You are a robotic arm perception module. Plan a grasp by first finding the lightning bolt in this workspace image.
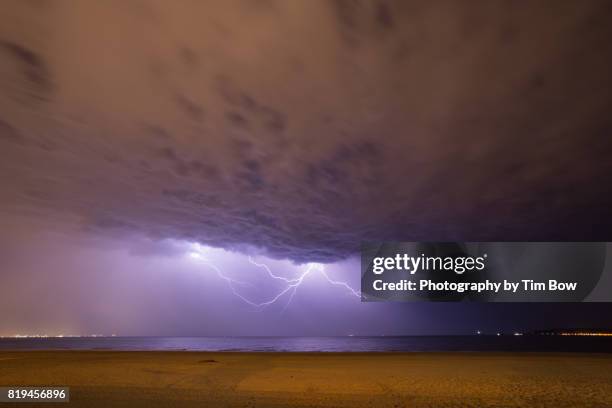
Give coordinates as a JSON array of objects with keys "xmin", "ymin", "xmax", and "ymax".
[
  {"xmin": 317, "ymin": 266, "xmax": 362, "ymax": 298},
  {"xmin": 187, "ymin": 244, "xmax": 360, "ymax": 310},
  {"xmin": 188, "ymin": 249, "xmax": 261, "ymax": 307}
]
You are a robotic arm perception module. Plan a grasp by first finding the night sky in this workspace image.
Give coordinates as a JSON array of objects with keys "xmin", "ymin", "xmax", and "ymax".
[{"xmin": 1, "ymin": 1, "xmax": 612, "ymax": 336}]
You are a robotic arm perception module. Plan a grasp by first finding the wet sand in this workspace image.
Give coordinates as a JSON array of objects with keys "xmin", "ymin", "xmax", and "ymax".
[{"xmin": 1, "ymin": 351, "xmax": 611, "ymax": 407}]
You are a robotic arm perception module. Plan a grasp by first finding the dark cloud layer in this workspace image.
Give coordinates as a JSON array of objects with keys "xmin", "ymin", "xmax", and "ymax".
[{"xmin": 1, "ymin": 0, "xmax": 612, "ymax": 262}]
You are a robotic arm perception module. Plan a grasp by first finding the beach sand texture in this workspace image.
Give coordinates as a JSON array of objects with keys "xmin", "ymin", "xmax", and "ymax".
[{"xmin": 1, "ymin": 351, "xmax": 611, "ymax": 407}]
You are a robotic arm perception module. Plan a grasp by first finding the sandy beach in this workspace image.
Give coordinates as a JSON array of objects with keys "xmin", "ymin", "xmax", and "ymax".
[{"xmin": 0, "ymin": 351, "xmax": 611, "ymax": 407}]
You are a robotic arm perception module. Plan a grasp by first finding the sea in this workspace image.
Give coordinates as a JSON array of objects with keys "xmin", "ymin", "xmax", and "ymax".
[{"xmin": 0, "ymin": 336, "xmax": 611, "ymax": 353}]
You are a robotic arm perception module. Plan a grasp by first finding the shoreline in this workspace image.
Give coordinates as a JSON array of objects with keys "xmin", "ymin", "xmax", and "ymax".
[{"xmin": 2, "ymin": 349, "xmax": 612, "ymax": 354}]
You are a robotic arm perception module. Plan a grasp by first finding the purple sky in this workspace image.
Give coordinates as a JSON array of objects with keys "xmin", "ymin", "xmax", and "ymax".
[
  {"xmin": 1, "ymin": 1, "xmax": 612, "ymax": 336},
  {"xmin": 2, "ymin": 216, "xmax": 611, "ymax": 336}
]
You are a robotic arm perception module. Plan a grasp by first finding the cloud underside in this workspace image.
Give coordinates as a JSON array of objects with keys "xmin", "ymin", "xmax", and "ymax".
[{"xmin": 1, "ymin": 1, "xmax": 611, "ymax": 262}]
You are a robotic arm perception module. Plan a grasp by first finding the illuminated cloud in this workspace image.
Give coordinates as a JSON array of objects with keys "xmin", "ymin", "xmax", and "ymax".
[{"xmin": 0, "ymin": 1, "xmax": 611, "ymax": 263}]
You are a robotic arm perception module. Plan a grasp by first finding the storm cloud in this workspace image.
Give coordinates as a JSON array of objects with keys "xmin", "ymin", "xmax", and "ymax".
[{"xmin": 1, "ymin": 0, "xmax": 612, "ymax": 263}]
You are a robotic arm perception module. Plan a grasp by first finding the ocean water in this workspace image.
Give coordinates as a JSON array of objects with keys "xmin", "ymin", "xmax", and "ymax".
[{"xmin": 0, "ymin": 336, "xmax": 611, "ymax": 353}]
